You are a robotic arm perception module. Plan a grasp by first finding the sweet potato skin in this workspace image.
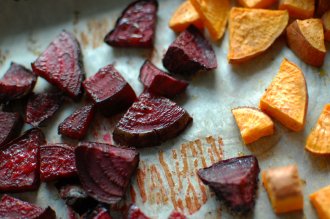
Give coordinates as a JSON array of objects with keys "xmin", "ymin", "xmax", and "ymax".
[
  {"xmin": 322, "ymin": 10, "xmax": 330, "ymax": 41},
  {"xmin": 286, "ymin": 19, "xmax": 326, "ymax": 67},
  {"xmin": 279, "ymin": 0, "xmax": 315, "ymax": 19}
]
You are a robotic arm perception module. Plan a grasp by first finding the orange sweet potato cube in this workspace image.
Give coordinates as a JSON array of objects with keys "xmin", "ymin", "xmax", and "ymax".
[
  {"xmin": 279, "ymin": 0, "xmax": 315, "ymax": 19},
  {"xmin": 310, "ymin": 185, "xmax": 330, "ymax": 219}
]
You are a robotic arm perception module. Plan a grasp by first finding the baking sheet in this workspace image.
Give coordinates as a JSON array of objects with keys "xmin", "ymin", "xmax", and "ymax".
[{"xmin": 1, "ymin": 0, "xmax": 330, "ymax": 218}]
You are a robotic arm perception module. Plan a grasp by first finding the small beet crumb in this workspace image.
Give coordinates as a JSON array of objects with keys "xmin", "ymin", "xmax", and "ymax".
[
  {"xmin": 127, "ymin": 204, "xmax": 150, "ymax": 219},
  {"xmin": 168, "ymin": 211, "xmax": 187, "ymax": 219},
  {"xmin": 58, "ymin": 104, "xmax": 95, "ymax": 139},
  {"xmin": 81, "ymin": 205, "xmax": 112, "ymax": 219}
]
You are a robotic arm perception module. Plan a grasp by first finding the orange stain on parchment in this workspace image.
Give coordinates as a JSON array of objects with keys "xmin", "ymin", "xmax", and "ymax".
[{"xmin": 135, "ymin": 136, "xmax": 223, "ymax": 215}]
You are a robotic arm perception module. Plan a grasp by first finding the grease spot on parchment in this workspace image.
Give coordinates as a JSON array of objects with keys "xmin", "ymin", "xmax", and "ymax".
[
  {"xmin": 87, "ymin": 18, "xmax": 110, "ymax": 48},
  {"xmin": 0, "ymin": 49, "xmax": 9, "ymax": 68}
]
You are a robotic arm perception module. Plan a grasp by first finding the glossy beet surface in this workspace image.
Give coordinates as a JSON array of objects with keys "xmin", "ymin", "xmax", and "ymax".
[
  {"xmin": 81, "ymin": 205, "xmax": 112, "ymax": 219},
  {"xmin": 0, "ymin": 62, "xmax": 37, "ymax": 102},
  {"xmin": 32, "ymin": 30, "xmax": 85, "ymax": 99},
  {"xmin": 59, "ymin": 184, "xmax": 98, "ymax": 215},
  {"xmin": 40, "ymin": 144, "xmax": 77, "ymax": 182},
  {"xmin": 25, "ymin": 92, "xmax": 62, "ymax": 127},
  {"xmin": 139, "ymin": 60, "xmax": 188, "ymax": 98},
  {"xmin": 58, "ymin": 104, "xmax": 95, "ymax": 139},
  {"xmin": 168, "ymin": 211, "xmax": 187, "ymax": 219},
  {"xmin": 0, "ymin": 128, "xmax": 45, "ymax": 192},
  {"xmin": 0, "ymin": 111, "xmax": 23, "ymax": 147},
  {"xmin": 0, "ymin": 195, "xmax": 56, "ymax": 219},
  {"xmin": 82, "ymin": 65, "xmax": 136, "ymax": 116},
  {"xmin": 75, "ymin": 142, "xmax": 139, "ymax": 204},
  {"xmin": 127, "ymin": 204, "xmax": 150, "ymax": 219},
  {"xmin": 163, "ymin": 26, "xmax": 217, "ymax": 75},
  {"xmin": 104, "ymin": 0, "xmax": 158, "ymax": 48},
  {"xmin": 113, "ymin": 92, "xmax": 192, "ymax": 147},
  {"xmin": 198, "ymin": 155, "xmax": 260, "ymax": 213}
]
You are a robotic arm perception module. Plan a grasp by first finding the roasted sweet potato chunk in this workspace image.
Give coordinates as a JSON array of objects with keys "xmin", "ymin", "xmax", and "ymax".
[
  {"xmin": 190, "ymin": 0, "xmax": 230, "ymax": 40},
  {"xmin": 59, "ymin": 104, "xmax": 95, "ymax": 139},
  {"xmin": 25, "ymin": 92, "xmax": 63, "ymax": 127},
  {"xmin": 40, "ymin": 144, "xmax": 77, "ymax": 182},
  {"xmin": 260, "ymin": 59, "xmax": 308, "ymax": 132},
  {"xmin": 75, "ymin": 142, "xmax": 139, "ymax": 204},
  {"xmin": 286, "ymin": 19, "xmax": 326, "ymax": 67},
  {"xmin": 198, "ymin": 155, "xmax": 260, "ymax": 213},
  {"xmin": 262, "ymin": 165, "xmax": 303, "ymax": 214},
  {"xmin": 279, "ymin": 0, "xmax": 314, "ymax": 19},
  {"xmin": 305, "ymin": 104, "xmax": 330, "ymax": 155},
  {"xmin": 0, "ymin": 128, "xmax": 45, "ymax": 192},
  {"xmin": 162, "ymin": 26, "xmax": 217, "ymax": 75},
  {"xmin": 0, "ymin": 195, "xmax": 56, "ymax": 219},
  {"xmin": 0, "ymin": 111, "xmax": 23, "ymax": 147},
  {"xmin": 0, "ymin": 62, "xmax": 37, "ymax": 102},
  {"xmin": 139, "ymin": 60, "xmax": 188, "ymax": 98},
  {"xmin": 169, "ymin": 1, "xmax": 203, "ymax": 32},
  {"xmin": 228, "ymin": 8, "xmax": 289, "ymax": 64},
  {"xmin": 32, "ymin": 30, "xmax": 85, "ymax": 99},
  {"xmin": 310, "ymin": 185, "xmax": 330, "ymax": 219},
  {"xmin": 104, "ymin": 0, "xmax": 158, "ymax": 48},
  {"xmin": 232, "ymin": 107, "xmax": 274, "ymax": 144},
  {"xmin": 238, "ymin": 0, "xmax": 277, "ymax": 8},
  {"xmin": 322, "ymin": 10, "xmax": 330, "ymax": 41},
  {"xmin": 83, "ymin": 64, "xmax": 136, "ymax": 117},
  {"xmin": 113, "ymin": 92, "xmax": 192, "ymax": 147}
]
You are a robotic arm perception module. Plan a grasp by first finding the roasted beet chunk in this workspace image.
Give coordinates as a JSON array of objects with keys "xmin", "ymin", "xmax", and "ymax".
[
  {"xmin": 0, "ymin": 194, "xmax": 56, "ymax": 219},
  {"xmin": 82, "ymin": 65, "xmax": 136, "ymax": 116},
  {"xmin": 139, "ymin": 60, "xmax": 188, "ymax": 98},
  {"xmin": 162, "ymin": 26, "xmax": 217, "ymax": 75},
  {"xmin": 59, "ymin": 104, "xmax": 95, "ymax": 139},
  {"xmin": 168, "ymin": 211, "xmax": 187, "ymax": 219},
  {"xmin": 25, "ymin": 92, "xmax": 62, "ymax": 127},
  {"xmin": 81, "ymin": 205, "xmax": 112, "ymax": 219},
  {"xmin": 0, "ymin": 62, "xmax": 37, "ymax": 102},
  {"xmin": 75, "ymin": 142, "xmax": 139, "ymax": 204},
  {"xmin": 32, "ymin": 30, "xmax": 85, "ymax": 99},
  {"xmin": 40, "ymin": 144, "xmax": 77, "ymax": 182},
  {"xmin": 127, "ymin": 204, "xmax": 150, "ymax": 219},
  {"xmin": 0, "ymin": 128, "xmax": 45, "ymax": 192},
  {"xmin": 104, "ymin": 0, "xmax": 158, "ymax": 48},
  {"xmin": 198, "ymin": 155, "xmax": 260, "ymax": 213},
  {"xmin": 0, "ymin": 111, "xmax": 23, "ymax": 147},
  {"xmin": 113, "ymin": 92, "xmax": 192, "ymax": 147}
]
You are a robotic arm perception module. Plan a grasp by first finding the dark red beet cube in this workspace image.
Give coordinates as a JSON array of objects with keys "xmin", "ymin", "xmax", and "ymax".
[
  {"xmin": 127, "ymin": 204, "xmax": 150, "ymax": 219},
  {"xmin": 113, "ymin": 92, "xmax": 192, "ymax": 147},
  {"xmin": 0, "ymin": 195, "xmax": 56, "ymax": 219},
  {"xmin": 32, "ymin": 30, "xmax": 85, "ymax": 99},
  {"xmin": 197, "ymin": 155, "xmax": 260, "ymax": 213},
  {"xmin": 58, "ymin": 104, "xmax": 95, "ymax": 139},
  {"xmin": 25, "ymin": 92, "xmax": 62, "ymax": 127},
  {"xmin": 82, "ymin": 64, "xmax": 136, "ymax": 116},
  {"xmin": 0, "ymin": 128, "xmax": 45, "ymax": 192},
  {"xmin": 168, "ymin": 211, "xmax": 187, "ymax": 219},
  {"xmin": 104, "ymin": 0, "xmax": 158, "ymax": 48},
  {"xmin": 0, "ymin": 62, "xmax": 37, "ymax": 102},
  {"xmin": 139, "ymin": 60, "xmax": 188, "ymax": 98},
  {"xmin": 162, "ymin": 26, "xmax": 217, "ymax": 75},
  {"xmin": 40, "ymin": 143, "xmax": 77, "ymax": 182},
  {"xmin": 75, "ymin": 142, "xmax": 139, "ymax": 204},
  {"xmin": 81, "ymin": 205, "xmax": 112, "ymax": 219},
  {"xmin": 0, "ymin": 111, "xmax": 23, "ymax": 147}
]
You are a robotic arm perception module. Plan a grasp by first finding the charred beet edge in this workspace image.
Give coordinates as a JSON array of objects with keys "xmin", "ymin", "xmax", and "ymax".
[
  {"xmin": 58, "ymin": 184, "xmax": 98, "ymax": 215},
  {"xmin": 25, "ymin": 92, "xmax": 63, "ymax": 127},
  {"xmin": 58, "ymin": 104, "xmax": 95, "ymax": 139},
  {"xmin": 67, "ymin": 206, "xmax": 80, "ymax": 219},
  {"xmin": 104, "ymin": 0, "xmax": 158, "ymax": 48},
  {"xmin": 0, "ymin": 62, "xmax": 37, "ymax": 102},
  {"xmin": 162, "ymin": 26, "xmax": 217, "ymax": 75},
  {"xmin": 113, "ymin": 92, "xmax": 192, "ymax": 147},
  {"xmin": 139, "ymin": 60, "xmax": 189, "ymax": 98},
  {"xmin": 168, "ymin": 211, "xmax": 187, "ymax": 219},
  {"xmin": 197, "ymin": 155, "xmax": 260, "ymax": 213},
  {"xmin": 81, "ymin": 204, "xmax": 112, "ymax": 219},
  {"xmin": 75, "ymin": 142, "xmax": 139, "ymax": 204},
  {"xmin": 82, "ymin": 64, "xmax": 136, "ymax": 117},
  {"xmin": 40, "ymin": 144, "xmax": 77, "ymax": 182},
  {"xmin": 0, "ymin": 111, "xmax": 23, "ymax": 147},
  {"xmin": 0, "ymin": 195, "xmax": 56, "ymax": 219},
  {"xmin": 126, "ymin": 204, "xmax": 150, "ymax": 219},
  {"xmin": 32, "ymin": 30, "xmax": 85, "ymax": 99},
  {"xmin": 0, "ymin": 128, "xmax": 45, "ymax": 192}
]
